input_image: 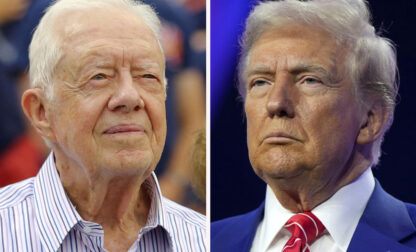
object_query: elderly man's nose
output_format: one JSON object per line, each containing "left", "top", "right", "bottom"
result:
{"left": 108, "top": 76, "right": 144, "bottom": 112}
{"left": 266, "top": 76, "right": 295, "bottom": 118}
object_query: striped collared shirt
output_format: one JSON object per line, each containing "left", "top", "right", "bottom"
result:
{"left": 0, "top": 153, "right": 206, "bottom": 251}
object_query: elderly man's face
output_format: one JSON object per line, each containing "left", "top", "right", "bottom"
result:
{"left": 244, "top": 24, "right": 364, "bottom": 186}
{"left": 47, "top": 9, "right": 166, "bottom": 175}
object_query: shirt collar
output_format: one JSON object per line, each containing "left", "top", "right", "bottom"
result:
{"left": 140, "top": 172, "right": 173, "bottom": 243}
{"left": 262, "top": 168, "right": 375, "bottom": 251}
{"left": 33, "top": 152, "right": 173, "bottom": 251}
{"left": 260, "top": 183, "right": 294, "bottom": 251}
{"left": 313, "top": 168, "right": 375, "bottom": 250}
{"left": 33, "top": 152, "right": 81, "bottom": 251}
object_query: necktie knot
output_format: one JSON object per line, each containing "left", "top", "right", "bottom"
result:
{"left": 283, "top": 212, "right": 325, "bottom": 252}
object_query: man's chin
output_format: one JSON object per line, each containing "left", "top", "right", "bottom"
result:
{"left": 253, "top": 165, "right": 302, "bottom": 180}
{"left": 251, "top": 153, "right": 305, "bottom": 181}
{"left": 101, "top": 150, "right": 155, "bottom": 176}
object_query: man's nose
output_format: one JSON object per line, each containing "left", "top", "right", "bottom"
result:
{"left": 266, "top": 72, "right": 295, "bottom": 118}
{"left": 108, "top": 74, "right": 144, "bottom": 112}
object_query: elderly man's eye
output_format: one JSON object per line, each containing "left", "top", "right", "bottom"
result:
{"left": 303, "top": 77, "right": 322, "bottom": 85}
{"left": 92, "top": 73, "right": 106, "bottom": 80}
{"left": 252, "top": 79, "right": 269, "bottom": 87}
{"left": 143, "top": 74, "right": 157, "bottom": 79}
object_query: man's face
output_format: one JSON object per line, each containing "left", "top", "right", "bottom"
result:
{"left": 47, "top": 9, "right": 166, "bottom": 176}
{"left": 244, "top": 24, "right": 364, "bottom": 186}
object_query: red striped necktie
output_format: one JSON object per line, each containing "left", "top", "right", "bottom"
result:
{"left": 282, "top": 212, "right": 325, "bottom": 252}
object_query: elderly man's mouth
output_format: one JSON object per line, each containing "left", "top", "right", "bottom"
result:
{"left": 104, "top": 124, "right": 146, "bottom": 135}
{"left": 263, "top": 132, "right": 298, "bottom": 144}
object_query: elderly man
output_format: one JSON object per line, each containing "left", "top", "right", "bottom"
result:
{"left": 0, "top": 0, "right": 206, "bottom": 251}
{"left": 212, "top": 0, "right": 416, "bottom": 251}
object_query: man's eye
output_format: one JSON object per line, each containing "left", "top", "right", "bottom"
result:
{"left": 252, "top": 79, "right": 269, "bottom": 87}
{"left": 303, "top": 77, "right": 322, "bottom": 85}
{"left": 92, "top": 73, "right": 106, "bottom": 80}
{"left": 143, "top": 74, "right": 157, "bottom": 79}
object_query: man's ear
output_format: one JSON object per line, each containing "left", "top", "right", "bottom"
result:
{"left": 357, "top": 102, "right": 390, "bottom": 145}
{"left": 21, "top": 88, "right": 56, "bottom": 142}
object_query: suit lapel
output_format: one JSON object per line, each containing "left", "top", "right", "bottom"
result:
{"left": 348, "top": 180, "right": 416, "bottom": 251}
{"left": 227, "top": 202, "right": 265, "bottom": 252}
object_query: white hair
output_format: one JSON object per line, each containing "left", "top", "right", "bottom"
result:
{"left": 238, "top": 0, "right": 398, "bottom": 166}
{"left": 29, "top": 0, "right": 166, "bottom": 100}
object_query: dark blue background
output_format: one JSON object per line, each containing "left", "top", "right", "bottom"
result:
{"left": 211, "top": 0, "right": 416, "bottom": 221}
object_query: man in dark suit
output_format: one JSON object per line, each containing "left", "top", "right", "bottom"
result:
{"left": 211, "top": 0, "right": 416, "bottom": 251}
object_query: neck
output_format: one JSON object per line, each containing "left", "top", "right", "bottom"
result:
{"left": 54, "top": 151, "right": 152, "bottom": 250}
{"left": 66, "top": 175, "right": 150, "bottom": 227}
{"left": 267, "top": 148, "right": 372, "bottom": 213}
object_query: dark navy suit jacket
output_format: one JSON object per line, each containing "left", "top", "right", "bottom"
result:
{"left": 212, "top": 181, "right": 416, "bottom": 251}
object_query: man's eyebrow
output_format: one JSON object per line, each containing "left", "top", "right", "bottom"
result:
{"left": 290, "top": 63, "right": 329, "bottom": 75}
{"left": 244, "top": 65, "right": 275, "bottom": 79}
{"left": 74, "top": 53, "right": 114, "bottom": 74}
{"left": 244, "top": 62, "right": 340, "bottom": 84}
{"left": 245, "top": 63, "right": 336, "bottom": 77}
{"left": 131, "top": 62, "right": 161, "bottom": 71}
{"left": 289, "top": 63, "right": 341, "bottom": 83}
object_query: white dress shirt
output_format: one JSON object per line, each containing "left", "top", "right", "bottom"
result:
{"left": 250, "top": 168, "right": 375, "bottom": 252}
{"left": 0, "top": 152, "right": 206, "bottom": 251}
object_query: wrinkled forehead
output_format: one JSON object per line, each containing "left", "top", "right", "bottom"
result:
{"left": 243, "top": 24, "right": 348, "bottom": 81}
{"left": 53, "top": 7, "right": 164, "bottom": 69}
{"left": 60, "top": 8, "right": 155, "bottom": 41}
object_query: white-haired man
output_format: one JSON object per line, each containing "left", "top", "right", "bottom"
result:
{"left": 212, "top": 0, "right": 416, "bottom": 251}
{"left": 0, "top": 0, "right": 206, "bottom": 251}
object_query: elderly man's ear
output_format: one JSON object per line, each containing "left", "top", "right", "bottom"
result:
{"left": 356, "top": 102, "right": 390, "bottom": 145}
{"left": 22, "top": 89, "right": 56, "bottom": 142}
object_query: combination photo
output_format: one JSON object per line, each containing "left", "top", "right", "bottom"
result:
{"left": 1, "top": 0, "right": 416, "bottom": 251}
